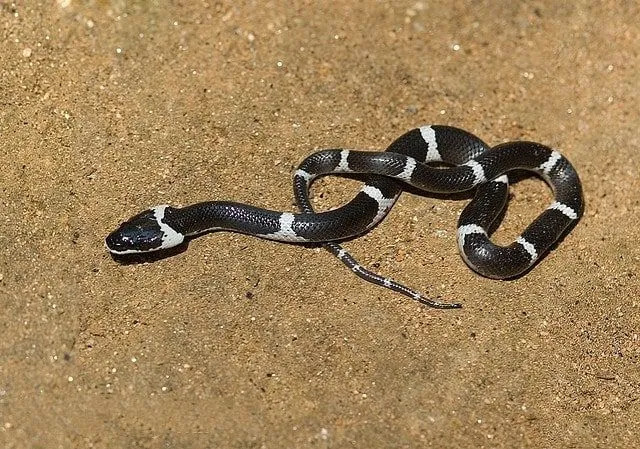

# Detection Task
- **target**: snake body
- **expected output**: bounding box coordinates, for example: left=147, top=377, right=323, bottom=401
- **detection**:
left=106, top=125, right=583, bottom=308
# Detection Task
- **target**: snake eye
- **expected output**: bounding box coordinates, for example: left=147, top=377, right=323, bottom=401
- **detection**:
left=105, top=209, right=165, bottom=254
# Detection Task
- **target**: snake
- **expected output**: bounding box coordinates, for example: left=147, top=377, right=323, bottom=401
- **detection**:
left=105, top=125, right=584, bottom=309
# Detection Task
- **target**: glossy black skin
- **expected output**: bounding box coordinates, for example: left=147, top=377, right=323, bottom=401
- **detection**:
left=106, top=126, right=583, bottom=280
left=105, top=209, right=166, bottom=254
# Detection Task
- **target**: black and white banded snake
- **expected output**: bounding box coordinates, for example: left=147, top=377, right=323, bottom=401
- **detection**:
left=106, top=125, right=583, bottom=309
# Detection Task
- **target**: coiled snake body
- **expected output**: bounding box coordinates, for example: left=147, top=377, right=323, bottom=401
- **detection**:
left=106, top=125, right=583, bottom=308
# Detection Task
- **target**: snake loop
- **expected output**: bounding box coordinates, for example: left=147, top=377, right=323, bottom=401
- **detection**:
left=106, top=125, right=583, bottom=308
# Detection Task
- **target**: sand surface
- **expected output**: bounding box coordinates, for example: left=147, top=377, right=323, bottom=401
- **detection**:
left=1, top=1, right=639, bottom=447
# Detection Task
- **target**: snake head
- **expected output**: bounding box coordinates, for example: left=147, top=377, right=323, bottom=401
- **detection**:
left=105, top=205, right=185, bottom=255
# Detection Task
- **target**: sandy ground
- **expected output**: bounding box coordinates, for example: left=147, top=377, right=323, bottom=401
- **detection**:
left=1, top=1, right=639, bottom=447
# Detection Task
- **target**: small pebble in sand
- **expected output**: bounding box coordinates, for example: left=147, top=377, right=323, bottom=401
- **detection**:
left=22, top=48, right=32, bottom=58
